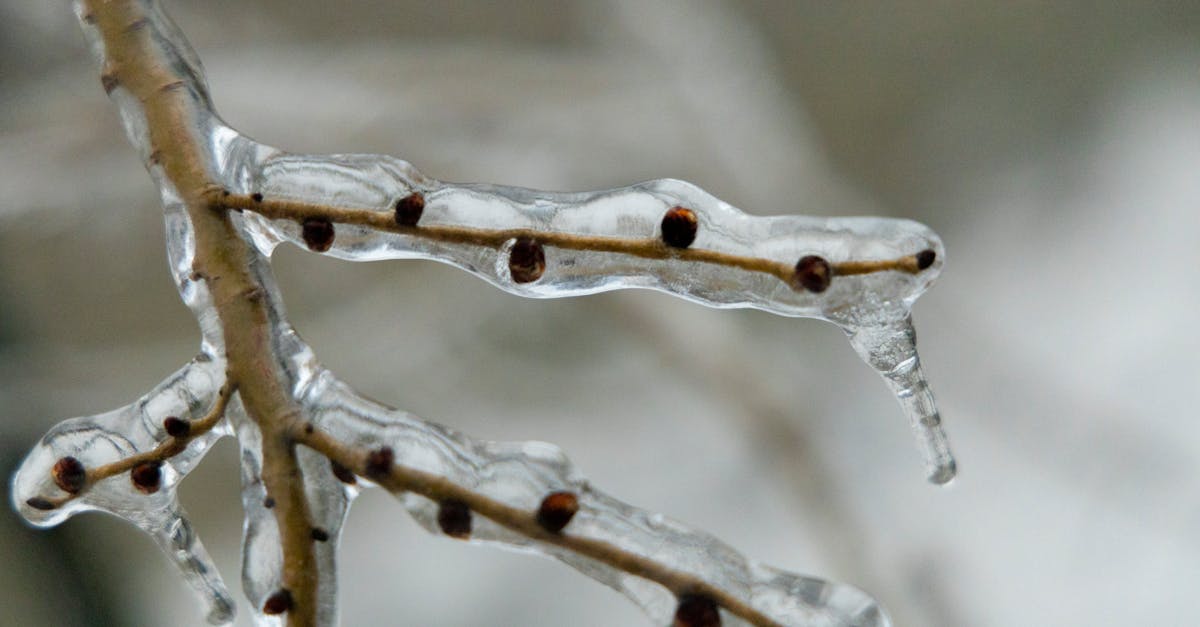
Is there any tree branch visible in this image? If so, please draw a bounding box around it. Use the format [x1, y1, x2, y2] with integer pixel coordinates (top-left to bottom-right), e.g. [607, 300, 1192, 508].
[11, 1, 955, 625]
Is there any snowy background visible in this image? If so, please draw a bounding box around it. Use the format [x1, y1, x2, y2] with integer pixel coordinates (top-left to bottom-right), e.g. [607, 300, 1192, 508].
[1, 1, 1198, 625]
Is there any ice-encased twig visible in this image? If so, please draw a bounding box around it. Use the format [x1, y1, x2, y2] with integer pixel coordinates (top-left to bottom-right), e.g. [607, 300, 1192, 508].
[10, 355, 236, 624]
[225, 149, 955, 483]
[296, 369, 889, 627]
[10, 0, 954, 624]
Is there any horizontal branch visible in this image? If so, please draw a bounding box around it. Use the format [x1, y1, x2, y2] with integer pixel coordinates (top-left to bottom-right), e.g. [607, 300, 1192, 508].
[297, 427, 779, 626]
[25, 379, 235, 511]
[288, 370, 887, 626]
[211, 188, 932, 293]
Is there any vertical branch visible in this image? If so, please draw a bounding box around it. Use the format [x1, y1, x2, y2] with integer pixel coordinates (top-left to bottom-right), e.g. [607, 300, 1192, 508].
[80, 1, 322, 623]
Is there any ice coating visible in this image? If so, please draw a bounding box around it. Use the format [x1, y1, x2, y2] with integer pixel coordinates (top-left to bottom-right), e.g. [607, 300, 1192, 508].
[234, 150, 954, 482]
[10, 355, 236, 624]
[9, 0, 955, 625]
[301, 369, 890, 627]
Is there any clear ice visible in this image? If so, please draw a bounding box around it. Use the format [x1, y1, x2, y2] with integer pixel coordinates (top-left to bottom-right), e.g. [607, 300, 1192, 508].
[11, 1, 953, 625]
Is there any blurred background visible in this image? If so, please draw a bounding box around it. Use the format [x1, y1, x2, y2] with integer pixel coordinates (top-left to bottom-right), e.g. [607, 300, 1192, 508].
[2, 1, 1198, 625]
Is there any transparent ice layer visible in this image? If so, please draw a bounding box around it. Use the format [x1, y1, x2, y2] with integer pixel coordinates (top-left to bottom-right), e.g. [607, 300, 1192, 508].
[12, 1, 953, 624]
[11, 355, 236, 624]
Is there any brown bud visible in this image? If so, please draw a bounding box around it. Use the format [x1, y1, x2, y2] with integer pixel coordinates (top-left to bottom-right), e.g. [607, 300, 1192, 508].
[536, 491, 579, 533]
[792, 255, 832, 293]
[52, 457, 86, 494]
[395, 192, 425, 226]
[263, 496, 276, 509]
[163, 416, 190, 438]
[25, 497, 57, 511]
[311, 528, 330, 542]
[437, 499, 472, 539]
[262, 589, 293, 615]
[100, 73, 118, 94]
[302, 217, 335, 252]
[130, 460, 163, 494]
[508, 237, 546, 283]
[251, 192, 264, 203]
[916, 249, 936, 270]
[673, 594, 721, 627]
[330, 459, 358, 485]
[365, 446, 395, 480]
[660, 206, 698, 249]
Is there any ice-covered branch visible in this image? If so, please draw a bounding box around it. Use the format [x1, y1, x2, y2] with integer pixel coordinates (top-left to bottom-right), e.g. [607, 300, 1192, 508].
[11, 355, 236, 624]
[10, 0, 954, 625]
[293, 369, 886, 626]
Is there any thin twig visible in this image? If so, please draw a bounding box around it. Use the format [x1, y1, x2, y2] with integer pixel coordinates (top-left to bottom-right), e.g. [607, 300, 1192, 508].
[34, 382, 237, 509]
[296, 427, 783, 627]
[212, 189, 929, 286]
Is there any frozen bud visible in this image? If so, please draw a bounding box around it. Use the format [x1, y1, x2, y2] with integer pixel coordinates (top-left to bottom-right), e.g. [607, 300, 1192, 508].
[660, 206, 698, 249]
[536, 491, 579, 533]
[52, 457, 86, 494]
[395, 192, 425, 226]
[365, 446, 394, 480]
[792, 255, 831, 293]
[916, 249, 936, 270]
[330, 459, 357, 485]
[508, 237, 546, 283]
[673, 594, 721, 627]
[302, 217, 335, 252]
[163, 416, 190, 438]
[262, 589, 293, 615]
[437, 499, 472, 539]
[130, 460, 163, 494]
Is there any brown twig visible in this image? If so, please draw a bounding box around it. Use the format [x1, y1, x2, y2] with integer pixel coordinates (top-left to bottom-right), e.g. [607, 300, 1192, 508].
[212, 189, 930, 288]
[296, 427, 783, 627]
[32, 382, 237, 510]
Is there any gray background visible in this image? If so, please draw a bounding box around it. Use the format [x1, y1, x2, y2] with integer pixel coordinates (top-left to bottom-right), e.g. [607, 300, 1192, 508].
[2, 1, 1198, 625]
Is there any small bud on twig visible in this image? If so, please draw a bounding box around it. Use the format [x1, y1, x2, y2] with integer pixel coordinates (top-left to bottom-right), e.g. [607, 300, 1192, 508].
[536, 491, 579, 533]
[508, 237, 546, 283]
[330, 459, 357, 485]
[916, 249, 936, 270]
[792, 255, 832, 293]
[52, 457, 86, 494]
[130, 460, 163, 494]
[163, 416, 190, 438]
[262, 589, 293, 615]
[25, 497, 57, 511]
[302, 217, 335, 252]
[365, 446, 395, 480]
[661, 206, 698, 249]
[395, 192, 425, 226]
[437, 499, 472, 539]
[673, 594, 721, 627]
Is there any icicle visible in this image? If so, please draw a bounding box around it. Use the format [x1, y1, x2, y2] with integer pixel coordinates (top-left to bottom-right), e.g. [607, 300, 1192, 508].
[847, 318, 956, 484]
[139, 502, 236, 625]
